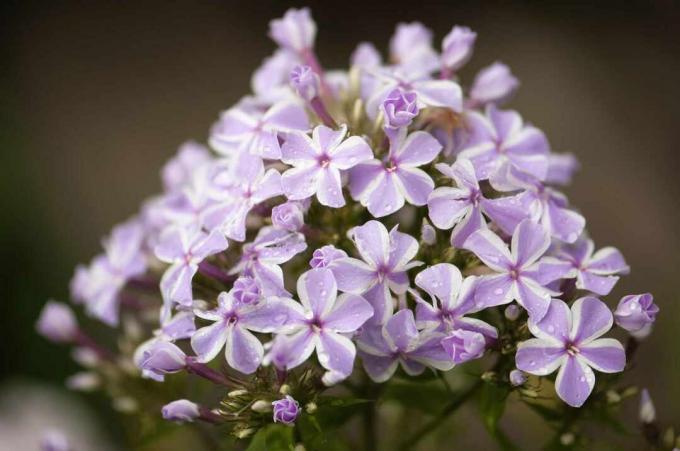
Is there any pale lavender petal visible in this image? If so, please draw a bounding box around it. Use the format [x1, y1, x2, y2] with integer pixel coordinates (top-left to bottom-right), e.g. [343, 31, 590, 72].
[363, 281, 393, 325]
[515, 278, 551, 321]
[455, 317, 499, 339]
[515, 338, 565, 376]
[329, 258, 377, 294]
[348, 160, 384, 199]
[252, 169, 283, 203]
[252, 261, 287, 297]
[587, 247, 629, 275]
[329, 136, 373, 170]
[154, 227, 187, 262]
[407, 335, 454, 371]
[555, 356, 595, 408]
[480, 193, 529, 236]
[394, 131, 442, 166]
[364, 173, 404, 217]
[225, 325, 264, 374]
[281, 165, 321, 200]
[579, 339, 625, 373]
[239, 297, 307, 332]
[297, 268, 337, 318]
[190, 320, 229, 363]
[536, 257, 573, 285]
[414, 263, 463, 308]
[427, 187, 471, 230]
[280, 329, 317, 370]
[527, 298, 571, 344]
[570, 297, 613, 345]
[383, 309, 419, 352]
[360, 352, 398, 383]
[412, 79, 463, 112]
[463, 229, 513, 271]
[399, 358, 426, 376]
[316, 168, 345, 207]
[395, 167, 434, 206]
[577, 272, 619, 296]
[324, 293, 374, 332]
[264, 101, 310, 131]
[160, 263, 197, 307]
[511, 220, 550, 267]
[451, 206, 486, 248]
[281, 131, 318, 165]
[350, 220, 390, 267]
[546, 201, 585, 243]
[473, 274, 514, 308]
[313, 124, 346, 152]
[387, 227, 419, 271]
[317, 331, 356, 384]
[190, 230, 229, 260]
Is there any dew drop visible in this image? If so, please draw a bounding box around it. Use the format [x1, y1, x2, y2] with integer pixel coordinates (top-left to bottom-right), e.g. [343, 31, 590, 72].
[493, 288, 503, 295]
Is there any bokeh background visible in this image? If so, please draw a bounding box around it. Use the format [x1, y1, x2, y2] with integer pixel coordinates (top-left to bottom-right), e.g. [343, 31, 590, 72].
[1, 1, 679, 449]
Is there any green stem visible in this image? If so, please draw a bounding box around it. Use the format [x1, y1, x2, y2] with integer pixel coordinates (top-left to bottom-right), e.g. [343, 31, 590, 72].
[398, 378, 484, 450]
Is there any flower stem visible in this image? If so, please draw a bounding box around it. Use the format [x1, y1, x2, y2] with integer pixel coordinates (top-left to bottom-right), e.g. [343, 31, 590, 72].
[197, 261, 235, 285]
[398, 378, 484, 450]
[185, 357, 232, 387]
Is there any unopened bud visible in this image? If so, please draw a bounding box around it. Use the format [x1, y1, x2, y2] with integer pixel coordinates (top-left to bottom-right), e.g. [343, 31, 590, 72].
[504, 304, 521, 321]
[662, 427, 675, 448]
[639, 388, 656, 424]
[305, 402, 317, 414]
[519, 388, 539, 398]
[605, 390, 621, 404]
[235, 428, 256, 439]
[113, 396, 138, 414]
[560, 432, 575, 446]
[294, 444, 307, 451]
[279, 384, 291, 395]
[251, 400, 272, 413]
[228, 389, 248, 398]
[65, 372, 100, 392]
[481, 371, 496, 382]
[509, 369, 526, 387]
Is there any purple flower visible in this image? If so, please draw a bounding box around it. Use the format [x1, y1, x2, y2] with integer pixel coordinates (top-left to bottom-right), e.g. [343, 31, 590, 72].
[614, 293, 658, 333]
[139, 340, 187, 379]
[271, 201, 305, 232]
[281, 124, 373, 208]
[548, 237, 629, 295]
[190, 291, 301, 374]
[381, 88, 419, 131]
[427, 158, 528, 247]
[251, 49, 299, 101]
[310, 245, 347, 268]
[154, 225, 228, 307]
[509, 369, 527, 386]
[209, 101, 309, 160]
[490, 163, 585, 243]
[412, 263, 497, 340]
[464, 220, 560, 321]
[458, 105, 549, 181]
[358, 309, 453, 382]
[272, 268, 374, 385]
[36, 301, 78, 343]
[272, 395, 300, 425]
[162, 399, 200, 423]
[365, 70, 462, 120]
[389, 22, 439, 74]
[546, 153, 579, 186]
[269, 8, 316, 53]
[349, 128, 442, 217]
[329, 220, 421, 324]
[161, 141, 212, 192]
[232, 276, 262, 305]
[441, 26, 476, 72]
[351, 42, 381, 68]
[230, 227, 307, 296]
[441, 329, 487, 364]
[290, 65, 320, 101]
[469, 62, 520, 107]
[516, 297, 625, 407]
[161, 310, 196, 340]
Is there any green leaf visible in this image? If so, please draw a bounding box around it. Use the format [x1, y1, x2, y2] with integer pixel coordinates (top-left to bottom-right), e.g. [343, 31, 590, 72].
[246, 424, 294, 451]
[297, 415, 349, 451]
[479, 383, 510, 433]
[383, 380, 450, 413]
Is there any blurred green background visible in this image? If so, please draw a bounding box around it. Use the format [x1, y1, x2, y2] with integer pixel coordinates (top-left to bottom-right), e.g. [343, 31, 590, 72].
[1, 1, 679, 449]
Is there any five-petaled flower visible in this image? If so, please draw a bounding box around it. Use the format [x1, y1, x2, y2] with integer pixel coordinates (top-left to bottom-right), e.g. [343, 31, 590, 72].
[516, 297, 625, 407]
[281, 124, 373, 207]
[330, 220, 421, 324]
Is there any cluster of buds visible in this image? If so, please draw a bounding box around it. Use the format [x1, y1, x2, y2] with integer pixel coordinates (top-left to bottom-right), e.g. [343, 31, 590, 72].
[36, 7, 664, 448]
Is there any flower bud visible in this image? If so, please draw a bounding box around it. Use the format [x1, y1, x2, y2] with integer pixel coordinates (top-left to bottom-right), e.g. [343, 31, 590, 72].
[279, 384, 291, 395]
[309, 245, 347, 268]
[351, 42, 381, 68]
[305, 402, 317, 414]
[441, 26, 476, 71]
[66, 371, 100, 392]
[269, 8, 316, 53]
[441, 329, 486, 364]
[162, 399, 200, 423]
[272, 201, 305, 232]
[235, 428, 256, 439]
[251, 400, 273, 413]
[139, 340, 187, 377]
[290, 65, 320, 102]
[71, 347, 99, 367]
[420, 220, 436, 245]
[232, 276, 262, 305]
[272, 395, 300, 425]
[381, 88, 419, 130]
[509, 369, 526, 387]
[560, 433, 575, 446]
[36, 301, 78, 343]
[504, 304, 521, 321]
[639, 388, 656, 424]
[469, 62, 519, 107]
[606, 390, 621, 404]
[614, 293, 658, 333]
[113, 396, 138, 413]
[228, 389, 248, 398]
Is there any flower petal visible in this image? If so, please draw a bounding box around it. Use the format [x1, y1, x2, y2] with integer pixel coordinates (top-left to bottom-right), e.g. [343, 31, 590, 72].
[383, 309, 419, 352]
[225, 325, 264, 374]
[511, 220, 550, 268]
[587, 247, 629, 275]
[427, 187, 471, 230]
[578, 338, 625, 373]
[527, 298, 571, 344]
[359, 352, 398, 383]
[324, 293, 374, 332]
[190, 320, 229, 363]
[394, 130, 442, 166]
[515, 278, 551, 321]
[555, 356, 595, 408]
[463, 229, 513, 271]
[297, 268, 338, 318]
[350, 220, 390, 267]
[515, 338, 565, 376]
[317, 331, 356, 385]
[317, 167, 345, 208]
[473, 274, 514, 309]
[281, 165, 321, 201]
[330, 136, 374, 170]
[414, 263, 463, 309]
[239, 297, 307, 332]
[329, 258, 377, 294]
[570, 296, 613, 345]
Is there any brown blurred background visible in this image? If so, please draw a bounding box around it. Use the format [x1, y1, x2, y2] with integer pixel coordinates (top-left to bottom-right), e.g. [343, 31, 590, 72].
[1, 0, 679, 449]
